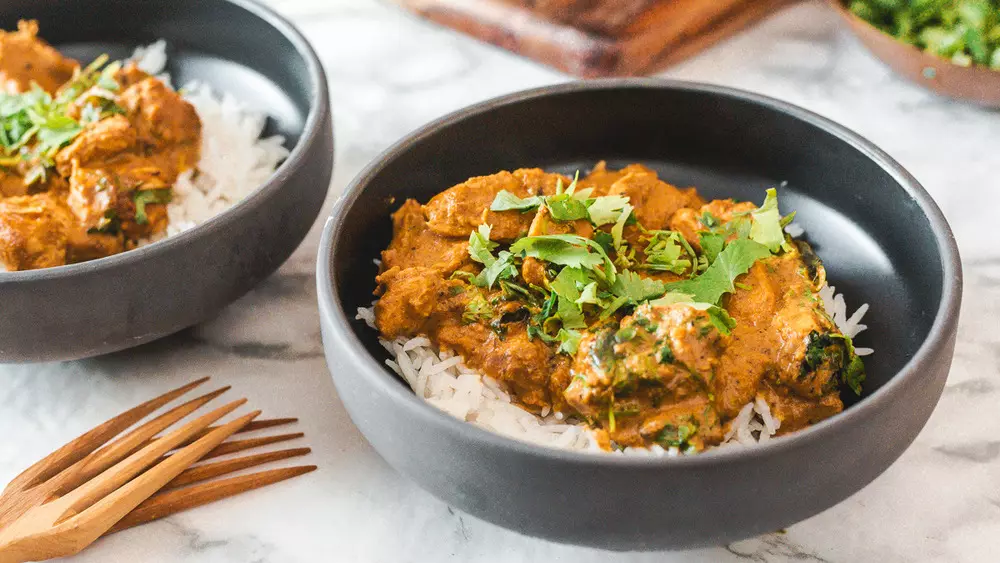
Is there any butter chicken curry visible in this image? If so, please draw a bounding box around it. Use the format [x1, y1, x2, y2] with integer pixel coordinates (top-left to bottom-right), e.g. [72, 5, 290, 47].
[0, 21, 201, 271]
[373, 163, 867, 452]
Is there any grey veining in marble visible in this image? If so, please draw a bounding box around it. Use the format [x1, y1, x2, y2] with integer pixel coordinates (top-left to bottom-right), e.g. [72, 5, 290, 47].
[2, 0, 998, 561]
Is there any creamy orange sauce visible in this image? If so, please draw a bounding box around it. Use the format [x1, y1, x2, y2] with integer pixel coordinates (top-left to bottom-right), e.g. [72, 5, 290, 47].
[374, 163, 862, 451]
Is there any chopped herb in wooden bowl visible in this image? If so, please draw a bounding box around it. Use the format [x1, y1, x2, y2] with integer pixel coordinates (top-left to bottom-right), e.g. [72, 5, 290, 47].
[848, 0, 1000, 69]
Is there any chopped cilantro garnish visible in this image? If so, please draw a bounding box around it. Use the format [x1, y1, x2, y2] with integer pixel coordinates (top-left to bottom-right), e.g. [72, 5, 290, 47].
[648, 291, 736, 335]
[557, 328, 582, 355]
[593, 231, 614, 255]
[611, 203, 632, 252]
[509, 234, 616, 283]
[574, 281, 606, 308]
[557, 294, 587, 329]
[656, 423, 697, 449]
[802, 331, 867, 395]
[462, 292, 493, 324]
[611, 269, 666, 303]
[700, 211, 720, 229]
[614, 325, 637, 342]
[469, 224, 498, 264]
[0, 54, 125, 185]
[657, 343, 675, 364]
[664, 238, 771, 305]
[526, 324, 559, 344]
[698, 232, 726, 265]
[837, 333, 867, 395]
[749, 188, 791, 253]
[133, 188, 172, 225]
[490, 190, 543, 212]
[641, 230, 693, 274]
[87, 209, 121, 235]
[467, 224, 517, 288]
[479, 251, 517, 288]
[545, 192, 589, 221]
[587, 195, 631, 227]
[550, 266, 589, 301]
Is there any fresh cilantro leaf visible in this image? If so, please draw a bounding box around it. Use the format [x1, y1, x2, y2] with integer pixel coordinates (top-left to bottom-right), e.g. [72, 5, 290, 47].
[648, 291, 736, 335]
[750, 188, 789, 253]
[700, 211, 720, 229]
[608, 203, 634, 268]
[466, 226, 516, 288]
[575, 281, 607, 307]
[545, 193, 590, 221]
[87, 209, 121, 235]
[490, 190, 543, 212]
[834, 333, 866, 395]
[468, 224, 498, 264]
[133, 188, 172, 225]
[560, 171, 586, 198]
[642, 231, 692, 274]
[550, 267, 588, 301]
[463, 292, 493, 324]
[556, 295, 587, 329]
[593, 231, 614, 255]
[611, 203, 632, 249]
[557, 328, 582, 355]
[706, 307, 736, 335]
[35, 117, 82, 155]
[527, 323, 563, 345]
[478, 250, 517, 288]
[96, 61, 122, 91]
[656, 423, 697, 450]
[648, 291, 698, 306]
[699, 232, 726, 265]
[665, 238, 771, 305]
[509, 235, 616, 282]
[587, 195, 631, 227]
[612, 270, 666, 303]
[599, 295, 630, 320]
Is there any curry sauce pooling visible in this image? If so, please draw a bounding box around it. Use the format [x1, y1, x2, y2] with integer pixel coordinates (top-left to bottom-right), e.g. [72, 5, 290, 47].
[374, 163, 866, 452]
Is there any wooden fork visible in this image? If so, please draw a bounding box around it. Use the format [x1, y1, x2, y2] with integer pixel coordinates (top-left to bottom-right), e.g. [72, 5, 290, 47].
[0, 378, 315, 562]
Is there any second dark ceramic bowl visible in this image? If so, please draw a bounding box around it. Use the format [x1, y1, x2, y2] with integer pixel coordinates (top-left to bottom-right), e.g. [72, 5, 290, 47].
[318, 80, 961, 550]
[0, 0, 333, 362]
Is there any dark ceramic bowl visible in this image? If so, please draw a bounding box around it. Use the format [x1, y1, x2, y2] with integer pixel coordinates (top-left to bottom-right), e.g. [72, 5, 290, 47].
[0, 0, 333, 362]
[317, 80, 961, 550]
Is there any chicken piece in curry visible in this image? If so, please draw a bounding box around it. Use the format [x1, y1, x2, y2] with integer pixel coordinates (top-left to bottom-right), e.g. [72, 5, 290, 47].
[374, 162, 867, 452]
[0, 21, 201, 271]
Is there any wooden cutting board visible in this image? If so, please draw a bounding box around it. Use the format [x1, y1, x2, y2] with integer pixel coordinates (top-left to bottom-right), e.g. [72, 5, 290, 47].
[391, 0, 800, 77]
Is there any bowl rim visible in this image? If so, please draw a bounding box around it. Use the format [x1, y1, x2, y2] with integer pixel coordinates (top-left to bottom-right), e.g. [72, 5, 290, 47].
[0, 0, 329, 282]
[318, 78, 962, 467]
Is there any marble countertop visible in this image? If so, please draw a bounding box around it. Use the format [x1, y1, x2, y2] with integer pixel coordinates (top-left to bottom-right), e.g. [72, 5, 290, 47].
[2, 0, 998, 561]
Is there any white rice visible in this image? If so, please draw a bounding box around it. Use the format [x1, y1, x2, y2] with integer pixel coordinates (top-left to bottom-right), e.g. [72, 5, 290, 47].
[356, 283, 871, 455]
[131, 41, 289, 238]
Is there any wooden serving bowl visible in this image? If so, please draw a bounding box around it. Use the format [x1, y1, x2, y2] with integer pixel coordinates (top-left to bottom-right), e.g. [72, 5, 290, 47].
[827, 0, 1000, 107]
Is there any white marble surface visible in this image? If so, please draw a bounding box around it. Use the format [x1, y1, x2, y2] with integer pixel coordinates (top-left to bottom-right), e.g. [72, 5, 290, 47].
[2, 0, 999, 561]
